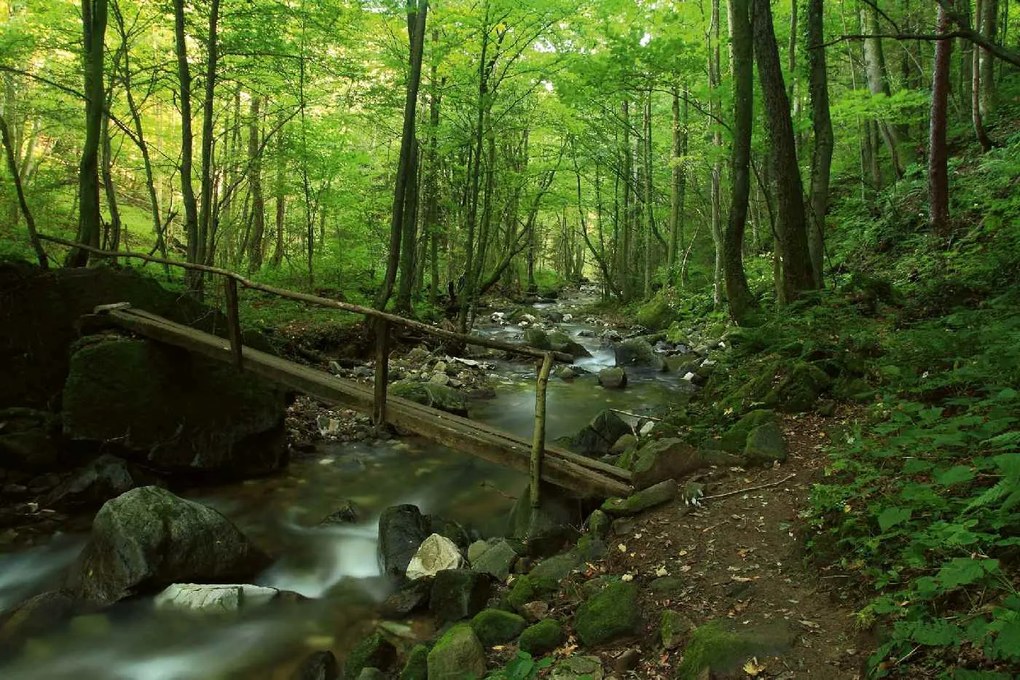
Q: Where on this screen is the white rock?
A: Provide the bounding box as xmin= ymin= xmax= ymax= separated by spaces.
xmin=406 ymin=533 xmax=464 ymax=580
xmin=639 ymin=421 xmax=655 ymax=436
xmin=682 ymin=372 xmax=696 ymax=381
xmin=562 ymin=314 xmax=573 ymax=322
xmin=154 ymin=583 xmax=280 ymax=613
xmin=520 ymin=314 xmax=537 ymax=324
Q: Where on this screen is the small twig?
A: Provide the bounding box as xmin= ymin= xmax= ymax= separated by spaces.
xmin=609 ymin=408 xmax=663 ymax=422
xmin=703 ymin=473 xmax=798 ymax=501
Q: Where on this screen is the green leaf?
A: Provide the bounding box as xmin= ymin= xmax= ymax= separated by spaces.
xmin=936 ymin=558 xmax=1000 ymax=589
xmin=910 ymin=620 xmax=960 ymax=646
xmin=878 ymin=506 xmax=912 ymax=531
xmin=990 ymin=620 xmax=1020 ymax=661
xmin=936 ymin=466 xmax=974 ymax=486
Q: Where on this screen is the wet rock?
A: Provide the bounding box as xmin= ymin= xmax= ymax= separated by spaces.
xmin=574 ymin=580 xmax=640 ymax=646
xmin=551 ymin=655 xmax=604 ymax=680
xmin=548 ymin=331 xmax=592 ymax=358
xmin=524 ymin=328 xmax=550 ymax=350
xmin=406 ymin=534 xmax=464 ymax=581
xmin=621 ymin=438 xmax=705 ymax=489
xmin=601 ymin=479 xmax=678 ymax=517
xmin=598 ymin=367 xmax=628 ymax=389
xmin=388 ymin=381 xmax=468 ymax=416
xmin=0 ymin=590 xmax=79 ymax=653
xmin=530 ymin=550 xmax=583 ymax=582
xmin=506 ymin=573 xmax=559 ymax=612
xmin=767 ymin=361 xmax=832 ymax=413
xmin=398 ymin=644 xmax=428 ymax=680
xmin=467 ymin=540 xmax=491 ymax=564
xmin=428 ymin=515 xmax=470 ymax=549
xmin=63 ymin=486 xmax=268 ymax=606
xmin=429 ymin=569 xmax=491 ymax=622
xmin=556 ymin=366 xmax=578 ymax=381
xmin=380 ymin=579 xmax=432 ymax=617
xmin=676 ymin=620 xmax=798 ymax=680
xmin=610 ymin=433 xmax=637 ymax=455
xmin=0 ymin=407 xmax=62 ymax=471
xmin=519 ymin=618 xmax=564 ymax=656
xmin=719 ymin=410 xmax=777 ymax=452
xmin=507 ymin=483 xmax=582 ymax=556
xmin=744 ymin=422 xmax=788 ymax=465
xmin=427 ymin=623 xmax=486 ymax=680
xmin=346 ymin=632 xmax=397 ymax=679
xmin=561 ymin=410 xmax=632 ymax=457
xmin=614 ymin=338 xmax=656 ymax=367
xmin=471 ymin=539 xmax=518 ymax=581
xmin=586 ymin=509 xmax=611 ymax=538
xmin=46 ymin=454 xmax=157 ymax=510
xmin=471 ymin=608 xmax=527 ymax=646
xmin=378 ymin=504 xmax=430 ymax=579
xmin=661 ymin=610 xmax=695 ymax=649
xmin=62 ymin=338 xmax=287 ymax=478
xmin=319 ymin=500 xmax=360 ymax=525
xmin=153 ymin=583 xmax=283 ymax=613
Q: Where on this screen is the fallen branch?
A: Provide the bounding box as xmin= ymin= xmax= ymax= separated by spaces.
xmin=609 ymin=409 xmax=663 ymax=422
xmin=703 ymin=473 xmax=798 ymax=501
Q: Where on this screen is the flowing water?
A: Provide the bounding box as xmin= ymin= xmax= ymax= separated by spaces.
xmin=0 ymin=296 xmax=692 ymax=679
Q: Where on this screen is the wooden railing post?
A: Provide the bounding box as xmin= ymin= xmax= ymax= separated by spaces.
xmin=373 ymin=318 xmax=390 ymax=434
xmin=530 ymin=352 xmax=554 ymax=508
xmin=223 ymin=276 xmax=243 ymax=368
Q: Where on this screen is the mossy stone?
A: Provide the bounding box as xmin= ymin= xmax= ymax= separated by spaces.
xmin=518 ymin=618 xmax=564 ymax=656
xmin=765 ymin=361 xmax=832 ymax=413
xmin=506 ymin=573 xmax=559 ymax=611
xmin=744 ymin=422 xmax=787 ymax=465
xmin=676 ymin=620 xmax=797 ymax=680
xmin=470 ymin=608 xmax=526 ymax=646
xmin=524 ymin=328 xmax=550 ymax=350
xmin=573 ymin=580 xmax=640 ymax=646
xmin=660 ymin=610 xmax=694 ymax=649
xmin=586 ymin=510 xmax=611 ymax=539
xmin=601 ymin=479 xmax=678 ymax=516
xmin=345 ymin=632 xmax=396 ymax=679
xmin=719 ymin=409 xmax=776 ymax=453
xmin=398 ymin=644 xmax=429 ymax=680
xmin=426 ymin=624 xmax=486 ymax=680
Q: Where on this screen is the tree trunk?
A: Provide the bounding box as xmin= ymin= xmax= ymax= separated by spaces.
xmin=929 ymin=0 xmax=953 ymax=238
xmin=978 ymin=0 xmax=997 ymax=116
xmin=247 ymin=96 xmax=266 ymax=272
xmin=68 ymin=0 xmax=109 ymax=267
xmin=724 ymin=0 xmax=755 ymax=323
xmin=100 ymin=97 xmax=121 ymax=253
xmin=0 ymin=113 xmax=47 ymax=268
xmin=620 ymin=98 xmax=633 ymax=302
xmin=861 ymin=5 xmax=908 ymax=177
xmin=753 ymin=0 xmax=816 ymax=302
xmin=667 ymin=84 xmax=686 ymax=280
xmin=806 ymin=0 xmax=833 ymax=288
xmin=642 ymin=89 xmax=654 ymax=299
xmin=972 ymin=0 xmax=993 ymax=151
xmin=272 ymin=131 xmax=286 ymax=267
xmin=197 ymin=0 xmax=220 ymax=267
xmin=172 ymin=0 xmax=200 ymax=289
xmin=396 ymin=140 xmax=421 ymax=313
xmin=379 ymin=0 xmax=428 ymax=311
xmin=709 ymin=0 xmax=724 ymax=307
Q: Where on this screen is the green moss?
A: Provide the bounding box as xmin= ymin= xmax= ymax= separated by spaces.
xmin=719 ymin=409 xmax=776 ymax=452
xmin=398 ymin=644 xmax=429 ymax=680
xmin=518 ymin=619 xmax=564 ymax=656
xmin=426 ymin=624 xmax=486 ymax=680
xmin=470 ymin=609 xmax=526 ymax=647
xmin=573 ymin=580 xmax=640 ymax=646
xmin=744 ymin=422 xmax=787 ymax=465
xmin=676 ymin=620 xmax=795 ymax=680
xmin=506 ymin=574 xmax=559 ymax=611
xmin=345 ymin=632 xmax=396 ymax=679
xmin=636 ymin=295 xmax=673 ymax=330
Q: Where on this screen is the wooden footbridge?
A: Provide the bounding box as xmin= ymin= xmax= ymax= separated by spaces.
xmin=43 ymin=235 xmax=633 ymax=501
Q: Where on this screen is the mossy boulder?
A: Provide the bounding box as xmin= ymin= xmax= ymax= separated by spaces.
xmin=346 ymin=632 xmax=397 ymax=679
xmin=573 ymin=580 xmax=640 ymax=646
xmin=471 ymin=608 xmax=527 ymax=646
xmin=660 ymin=610 xmax=695 ymax=650
xmin=597 ymin=367 xmax=628 ymax=389
xmin=635 ymin=296 xmax=673 ymax=331
xmin=524 ymin=328 xmax=550 ymax=350
xmin=548 ymin=331 xmax=591 ymax=358
xmin=601 ymin=479 xmax=678 ymax=517
xmin=614 ymin=339 xmax=657 ymax=367
xmin=586 ymin=510 xmax=611 ymax=539
xmin=389 ymin=381 xmax=468 ymax=416
xmin=506 ymin=574 xmax=559 ymax=611
xmin=426 ymin=624 xmax=486 ymax=680
xmin=676 ymin=620 xmax=797 ymax=680
xmin=765 ymin=361 xmax=832 ymax=413
xmin=429 ymin=569 xmax=491 ymax=622
xmin=398 ymin=644 xmax=429 ymax=680
xmin=62 ymin=337 xmax=287 ymax=478
xmin=719 ymin=410 xmax=777 ymax=453
xmin=549 ymin=655 xmax=604 ymax=679
xmin=625 ymin=438 xmax=705 ymax=489
xmin=561 ymin=410 xmax=631 ymax=457
xmin=518 ymin=618 xmax=564 ymax=656
xmin=744 ymin=422 xmax=787 ymax=465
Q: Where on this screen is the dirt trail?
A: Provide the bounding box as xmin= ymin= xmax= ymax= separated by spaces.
xmin=586 ymin=412 xmax=871 ymax=679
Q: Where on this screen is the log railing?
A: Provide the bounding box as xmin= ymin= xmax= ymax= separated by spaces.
xmin=37 ymin=234 xmax=563 ymax=507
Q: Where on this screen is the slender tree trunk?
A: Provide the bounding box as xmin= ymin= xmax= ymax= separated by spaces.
xmin=978 ymin=0 xmax=997 ymax=116
xmin=724 ymin=0 xmax=755 ymax=323
xmin=929 ymin=0 xmax=953 ymax=237
xmin=0 ymin=114 xmax=47 ymax=268
xmin=379 ymin=0 xmax=428 ymax=311
xmin=642 ymin=89 xmax=653 ymax=298
xmin=806 ymin=0 xmax=833 ymax=288
xmin=197 ymin=0 xmax=220 ymax=267
xmin=709 ymin=0 xmax=724 ymax=306
xmin=172 ymin=0 xmax=199 ymax=288
xmin=971 ymin=0 xmax=993 ymax=150
xmin=247 ymin=96 xmax=266 ymax=272
xmin=272 ymin=130 xmax=286 ymax=267
xmin=100 ymin=99 xmax=121 ymax=252
xmin=396 ymin=140 xmax=421 ymax=313
xmin=861 ymin=5 xmax=907 ymax=177
xmin=753 ymin=0 xmax=816 ymax=302
xmin=668 ymin=84 xmax=683 ymax=278
xmin=620 ymin=98 xmax=633 ymax=301
xmin=423 ymin=32 xmax=442 ymax=305
xmin=68 ymin=0 xmax=109 ymax=267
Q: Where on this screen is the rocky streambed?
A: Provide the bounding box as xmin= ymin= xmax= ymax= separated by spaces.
xmin=1 ymin=270 xmax=761 ymax=679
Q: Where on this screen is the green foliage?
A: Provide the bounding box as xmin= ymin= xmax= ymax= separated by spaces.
xmin=484 ymin=652 xmax=553 ymax=680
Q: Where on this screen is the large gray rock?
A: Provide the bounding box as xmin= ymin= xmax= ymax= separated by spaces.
xmin=429 ymin=569 xmax=491 ymax=622
xmin=378 ymin=505 xmax=430 ymax=579
xmin=621 ymin=438 xmax=706 ymax=489
xmin=470 ymin=539 xmax=518 ymax=581
xmin=598 ymin=367 xmax=628 ymax=389
xmin=62 ymin=338 xmax=287 ymax=478
xmin=153 ymin=583 xmax=283 ymax=613
xmin=561 ymin=410 xmax=632 ymax=457
xmin=744 ymin=422 xmax=788 ymax=465
xmin=507 ymin=483 xmax=582 ymax=557
xmin=406 ymin=533 xmax=464 ymax=580
xmin=614 ymin=339 xmax=657 ymax=367
xmin=46 ymin=454 xmax=157 ymax=509
xmin=63 ymin=486 xmax=269 ymax=606
xmin=548 ymin=331 xmax=592 ymax=358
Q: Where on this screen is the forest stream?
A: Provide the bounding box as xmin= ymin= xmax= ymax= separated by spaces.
xmin=0 ymin=293 xmax=692 ymax=680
